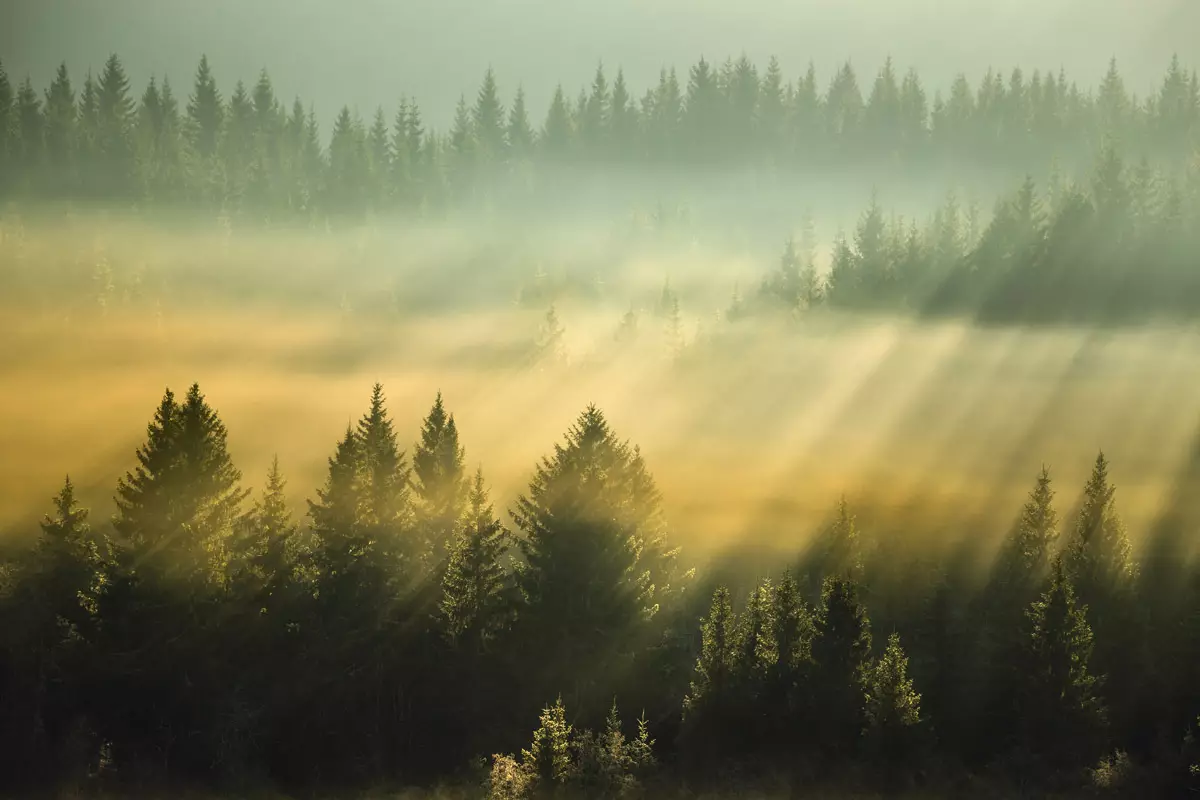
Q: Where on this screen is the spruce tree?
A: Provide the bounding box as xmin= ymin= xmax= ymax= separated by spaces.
xmin=812 ymin=575 xmax=873 ymax=756
xmin=521 ymin=696 xmax=575 ymax=787
xmin=440 ymin=468 xmax=515 ymax=647
xmin=682 ymin=586 xmax=738 ymax=730
xmin=862 ymin=632 xmax=924 ymax=767
xmin=609 ymin=69 xmax=636 ymax=157
xmin=15 ymin=78 xmax=44 ymax=189
xmin=186 ymin=55 xmax=223 ymax=163
xmin=995 ymin=466 xmax=1058 ymax=593
xmin=413 ymin=392 xmax=467 ymax=564
xmin=541 ymin=85 xmax=573 ymax=157
xmin=307 ymin=423 xmax=365 ymax=585
xmin=46 ymin=65 xmax=81 ymax=178
xmin=354 ymin=383 xmax=414 ymax=568
xmin=231 ymin=456 xmax=302 ymax=616
xmin=31 ymin=477 xmax=107 ymax=641
xmin=473 ymin=68 xmax=506 ymax=165
xmin=1018 ymin=556 xmax=1106 ymax=767
xmin=95 ymin=53 xmax=135 ymax=197
xmin=506 ymin=85 xmax=535 ymax=161
xmin=513 ymin=406 xmax=680 ymax=704
xmin=0 ymin=59 xmax=12 ymax=196
xmin=1065 ymin=451 xmax=1134 ymax=603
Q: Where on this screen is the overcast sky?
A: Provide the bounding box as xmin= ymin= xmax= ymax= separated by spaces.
xmin=3 ymin=0 xmax=1197 ymax=129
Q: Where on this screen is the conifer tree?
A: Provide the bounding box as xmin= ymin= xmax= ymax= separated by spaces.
xmin=735 ymin=578 xmax=777 ymax=689
xmin=94 ymin=53 xmax=135 ymax=197
xmin=862 ymin=632 xmax=924 ymax=766
xmin=521 ymin=696 xmax=575 ymax=787
xmin=231 ymin=457 xmax=302 ymax=615
xmin=473 ymin=68 xmax=506 ymax=165
xmin=1018 ymin=555 xmax=1106 ymax=767
xmin=15 ymin=78 xmax=44 ymax=189
xmin=513 ymin=406 xmax=680 ymax=701
xmin=307 ymin=423 xmax=365 ymax=582
xmin=111 ymin=386 xmax=245 ymax=587
xmin=581 ymin=63 xmax=610 ymax=156
xmin=440 ymin=468 xmax=516 ymax=647
xmin=1065 ymin=451 xmax=1134 ymax=603
xmin=812 ymin=575 xmax=873 ymax=756
xmin=609 ymin=69 xmax=636 ymax=157
xmin=683 ymin=586 xmax=738 ymax=725
xmin=448 ymin=94 xmax=476 ymax=197
xmin=413 ymin=391 xmax=467 ymax=564
xmin=506 ymin=85 xmax=535 ymax=161
xmin=354 ymin=383 xmax=414 ymax=566
xmin=995 ymin=466 xmax=1058 ymax=592
xmin=0 ymin=59 xmax=12 ymax=195
xmin=186 ymin=55 xmax=223 ymax=163
xmin=541 ymin=85 xmax=573 ymax=157
xmin=327 ymin=105 xmax=367 ymax=213
xmin=30 ymin=477 xmax=107 ymax=641
xmin=366 ymin=106 xmax=391 ymax=207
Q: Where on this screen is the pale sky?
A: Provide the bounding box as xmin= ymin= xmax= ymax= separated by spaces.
xmin=2 ymin=0 xmax=1197 ymax=128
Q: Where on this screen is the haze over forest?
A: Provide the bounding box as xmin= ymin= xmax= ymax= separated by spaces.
xmin=3 ymin=3 xmax=1200 ymax=799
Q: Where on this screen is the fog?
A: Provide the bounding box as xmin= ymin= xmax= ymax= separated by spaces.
xmin=5 ymin=210 xmax=1200 ymax=574
xmin=4 ymin=0 xmax=1197 ymax=126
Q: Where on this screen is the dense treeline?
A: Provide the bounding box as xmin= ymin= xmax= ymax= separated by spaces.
xmin=1 ymin=52 xmax=1198 ymax=218
xmin=736 ymin=147 xmax=1200 ymax=324
xmin=4 ymin=383 xmax=1200 ymax=796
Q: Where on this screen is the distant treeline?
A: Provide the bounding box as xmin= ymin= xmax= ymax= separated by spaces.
xmin=1 ymin=52 xmax=1198 ymax=217
xmin=722 ymin=147 xmax=1200 ymax=324
xmin=3 ymin=383 xmax=1200 ymax=796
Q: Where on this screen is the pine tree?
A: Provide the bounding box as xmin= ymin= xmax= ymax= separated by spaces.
xmin=186 ymin=55 xmax=223 ymax=162
xmin=41 ymin=63 xmax=76 ymax=195
xmin=995 ymin=466 xmax=1058 ymax=592
xmin=812 ymin=575 xmax=873 ymax=756
xmin=1018 ymin=555 xmax=1106 ymax=767
xmin=862 ymin=632 xmax=924 ymax=766
xmin=31 ymin=477 xmax=107 ymax=640
xmin=231 ymin=457 xmax=302 ymax=615
xmin=413 ymin=391 xmax=467 ymax=564
xmin=440 ymin=468 xmax=516 ymax=647
xmin=1065 ymin=451 xmax=1134 ymax=602
xmin=448 ymin=94 xmax=476 ymax=197
xmin=513 ymin=406 xmax=680 ymax=700
xmin=366 ymin=106 xmax=391 ymax=207
xmin=307 ymin=423 xmax=365 ymax=582
xmin=521 ymin=696 xmax=575 ymax=787
xmin=15 ymin=78 xmax=44 ymax=188
xmin=327 ymin=105 xmax=367 ymax=213
xmin=473 ymin=68 xmax=506 ymax=165
xmin=506 ymin=85 xmax=535 ymax=161
xmin=541 ymin=85 xmax=573 ymax=157
xmin=0 ymin=59 xmax=12 ymax=195
xmin=354 ymin=383 xmax=414 ymax=566
xmin=95 ymin=53 xmax=135 ymax=196
xmin=609 ymin=69 xmax=636 ymax=157
xmin=582 ymin=63 xmax=610 ymax=156
xmin=735 ymin=578 xmax=777 ymax=689
xmin=683 ymin=586 xmax=738 ymax=721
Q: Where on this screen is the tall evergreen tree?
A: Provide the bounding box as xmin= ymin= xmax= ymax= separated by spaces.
xmin=439 ymin=468 xmax=516 ymax=647
xmin=94 ymin=54 xmax=135 ymax=196
xmin=811 ymin=575 xmax=873 ymax=756
xmin=413 ymin=391 xmax=467 ymax=564
xmin=473 ymin=68 xmax=506 ymax=165
xmin=1018 ymin=555 xmax=1106 ymax=767
xmin=862 ymin=632 xmax=924 ymax=768
xmin=506 ymin=85 xmax=535 ymax=161
xmin=42 ymin=63 xmax=77 ymax=194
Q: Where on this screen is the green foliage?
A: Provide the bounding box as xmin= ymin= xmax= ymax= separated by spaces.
xmin=413 ymin=391 xmax=468 ymax=565
xmin=1018 ymin=555 xmax=1107 ymax=768
xmin=862 ymin=632 xmax=924 ymax=766
xmin=440 ymin=468 xmax=517 ymax=647
xmin=812 ymin=575 xmax=873 ymax=757
xmin=521 ymin=696 xmax=575 ymax=787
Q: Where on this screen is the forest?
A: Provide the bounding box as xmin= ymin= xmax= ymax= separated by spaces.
xmin=1 ymin=41 xmax=1200 ymax=800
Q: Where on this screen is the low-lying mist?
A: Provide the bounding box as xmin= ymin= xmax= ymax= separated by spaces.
xmin=5 ymin=208 xmax=1200 ymax=578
